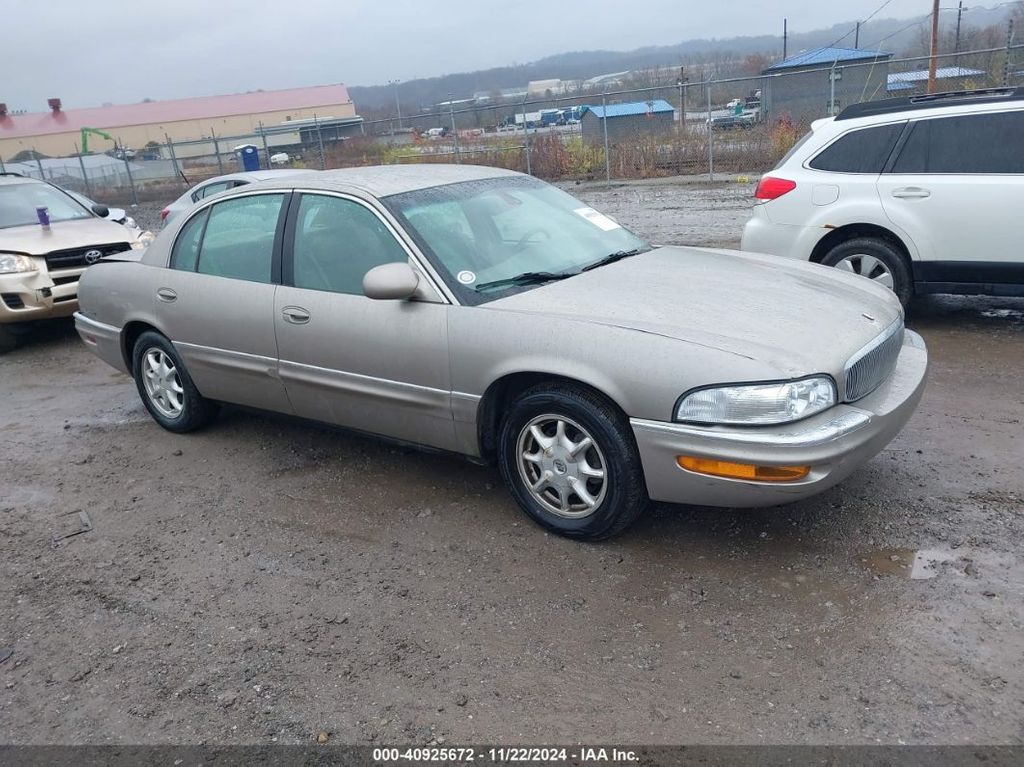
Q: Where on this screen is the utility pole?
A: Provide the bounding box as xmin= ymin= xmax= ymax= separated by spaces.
xmin=783 ymin=18 xmax=788 ymax=60
xmin=954 ymin=1 xmax=965 ymax=71
xmin=389 ymin=80 xmax=403 ymax=130
xmin=855 ymin=21 xmax=860 ymax=49
xmin=1004 ymin=18 xmax=1015 ymax=87
xmin=927 ymin=0 xmax=941 ymax=93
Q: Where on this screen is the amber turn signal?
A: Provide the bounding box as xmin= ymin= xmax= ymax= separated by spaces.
xmin=676 ymin=456 xmax=810 ymax=482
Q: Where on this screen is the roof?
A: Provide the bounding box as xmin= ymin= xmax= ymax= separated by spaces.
xmin=887 ymin=66 xmax=986 ymax=86
xmin=243 ymin=164 xmax=522 ymax=198
xmin=764 ymin=47 xmax=891 ymax=72
xmin=584 ymin=100 xmax=675 ymax=119
xmin=0 ymin=84 xmax=352 ymax=141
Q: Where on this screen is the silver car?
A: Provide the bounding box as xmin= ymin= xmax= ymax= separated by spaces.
xmin=74 ymin=165 xmax=927 ymax=540
xmin=160 ymin=169 xmax=315 ymax=225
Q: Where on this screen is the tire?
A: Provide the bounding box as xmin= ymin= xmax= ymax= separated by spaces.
xmin=0 ymin=323 xmax=19 ymax=354
xmin=498 ymin=383 xmax=649 ymax=541
xmin=821 ymin=236 xmax=913 ymax=307
xmin=131 ymin=330 xmax=217 ymax=432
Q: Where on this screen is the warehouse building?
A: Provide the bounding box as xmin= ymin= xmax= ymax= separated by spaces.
xmin=762 ymin=47 xmax=892 ymax=120
xmin=0 ymin=84 xmax=362 ymax=160
xmin=581 ymin=99 xmax=676 ymax=142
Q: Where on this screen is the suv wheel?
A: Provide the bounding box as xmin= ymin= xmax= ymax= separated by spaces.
xmin=132 ymin=331 xmax=217 ymax=432
xmin=498 ymin=383 xmax=649 ymax=540
xmin=822 ymin=237 xmax=912 ymax=306
xmin=0 ymin=323 xmax=19 ymax=354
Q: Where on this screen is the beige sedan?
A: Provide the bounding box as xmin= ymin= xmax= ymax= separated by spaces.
xmin=74 ymin=165 xmax=927 ymax=539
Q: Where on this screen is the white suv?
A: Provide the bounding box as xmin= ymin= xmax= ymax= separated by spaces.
xmin=741 ymin=88 xmax=1024 ymax=306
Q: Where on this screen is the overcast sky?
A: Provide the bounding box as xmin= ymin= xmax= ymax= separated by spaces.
xmin=3 ymin=0 xmax=936 ymax=109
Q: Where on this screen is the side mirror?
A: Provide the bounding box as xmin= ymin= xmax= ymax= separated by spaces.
xmin=91 ymin=203 xmax=109 ymax=218
xmin=363 ymin=262 xmax=420 ymax=301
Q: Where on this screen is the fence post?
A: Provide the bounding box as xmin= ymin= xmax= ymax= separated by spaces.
xmin=165 ymin=134 xmax=184 ymax=186
xmin=35 ymin=150 xmax=45 ymax=181
xmin=74 ymin=143 xmax=92 ymax=196
xmin=449 ymin=99 xmax=460 ymax=163
xmin=258 ymin=121 xmax=272 ymax=169
xmin=120 ymin=137 xmax=138 ymax=206
xmin=211 ymin=127 xmax=224 ymax=175
xmin=0 ymin=154 xmax=5 ymax=174
xmin=314 ymin=113 xmax=326 ymax=170
xmin=706 ymin=81 xmax=714 ymax=182
xmin=521 ymin=95 xmax=532 ymax=175
xmin=1004 ymin=19 xmax=1015 ymax=86
xmin=601 ymin=91 xmax=611 ymax=185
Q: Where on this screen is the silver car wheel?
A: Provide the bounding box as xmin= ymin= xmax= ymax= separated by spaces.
xmin=516 ymin=414 xmax=608 ymax=519
xmin=142 ymin=348 xmax=185 ymax=419
xmin=834 ymin=253 xmax=895 ymax=290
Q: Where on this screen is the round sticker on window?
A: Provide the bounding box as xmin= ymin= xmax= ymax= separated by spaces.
xmin=457 ymin=270 xmax=476 ymax=285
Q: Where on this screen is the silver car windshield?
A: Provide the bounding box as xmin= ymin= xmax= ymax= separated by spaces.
xmin=384 ymin=176 xmax=648 ymax=304
xmin=0 ymin=183 xmax=92 ymax=229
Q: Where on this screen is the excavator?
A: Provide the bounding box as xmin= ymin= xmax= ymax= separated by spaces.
xmin=80 ymin=126 xmax=115 ymax=155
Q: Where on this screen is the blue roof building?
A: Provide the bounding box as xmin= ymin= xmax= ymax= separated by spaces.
xmin=764 ymin=47 xmax=891 ymax=72
xmin=581 ymin=99 xmax=676 ymax=142
xmin=761 ymin=47 xmax=893 ymax=121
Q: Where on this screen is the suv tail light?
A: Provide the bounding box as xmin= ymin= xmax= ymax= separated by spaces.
xmin=159 ymin=208 xmax=169 ymax=221
xmin=754 ymin=176 xmax=797 ymax=201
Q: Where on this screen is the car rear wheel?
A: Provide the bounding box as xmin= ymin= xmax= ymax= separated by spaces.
xmin=132 ymin=330 xmax=217 ymax=432
xmin=498 ymin=383 xmax=649 ymax=540
xmin=822 ymin=237 xmax=912 ymax=306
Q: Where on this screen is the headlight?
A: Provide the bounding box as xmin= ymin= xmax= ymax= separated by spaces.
xmin=131 ymin=231 xmax=156 ymax=250
xmin=675 ymin=376 xmax=837 ymax=425
xmin=0 ymin=254 xmax=39 ymax=275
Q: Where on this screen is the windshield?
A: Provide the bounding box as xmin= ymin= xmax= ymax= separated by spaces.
xmin=0 ymin=182 xmax=92 ymax=229
xmin=384 ymin=176 xmax=649 ymax=304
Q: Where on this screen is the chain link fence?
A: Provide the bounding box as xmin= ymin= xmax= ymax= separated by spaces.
xmin=2 ymin=43 xmax=1020 ymax=206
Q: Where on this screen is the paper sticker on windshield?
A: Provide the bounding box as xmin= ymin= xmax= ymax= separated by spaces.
xmin=573 ymin=207 xmax=621 ymax=231
xmin=457 ymin=270 xmax=476 ymax=285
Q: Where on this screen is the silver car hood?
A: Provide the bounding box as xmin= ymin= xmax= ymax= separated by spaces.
xmin=0 ymin=217 xmax=134 ymax=256
xmin=487 ymin=246 xmax=903 ymax=378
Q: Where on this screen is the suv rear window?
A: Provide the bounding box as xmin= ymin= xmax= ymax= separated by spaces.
xmin=809 ymin=123 xmax=904 ymax=173
xmin=891 ymin=111 xmax=1024 ymax=174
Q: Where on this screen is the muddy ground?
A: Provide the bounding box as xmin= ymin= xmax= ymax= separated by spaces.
xmin=1 ymin=179 xmax=1022 ymax=746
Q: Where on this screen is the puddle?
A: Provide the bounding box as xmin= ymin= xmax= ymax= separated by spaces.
xmin=979 ymin=308 xmax=1024 ymax=320
xmin=861 ymin=548 xmax=960 ymax=580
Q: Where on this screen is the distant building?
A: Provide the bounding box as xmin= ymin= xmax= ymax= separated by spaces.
xmin=887 ymin=66 xmax=987 ymax=93
xmin=527 ymin=79 xmax=566 ymax=97
xmin=581 ymin=99 xmax=675 ymax=142
xmin=762 ymin=47 xmax=892 ymax=120
xmin=0 ymin=84 xmax=362 ymax=160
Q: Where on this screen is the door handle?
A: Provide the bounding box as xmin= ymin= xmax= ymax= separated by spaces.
xmin=891 ymin=187 xmax=931 ymax=199
xmin=156 ymin=287 xmax=177 ymax=302
xmin=281 ymin=306 xmax=311 ymax=325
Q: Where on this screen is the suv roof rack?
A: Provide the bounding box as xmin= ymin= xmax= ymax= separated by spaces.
xmin=835 ymin=87 xmax=1024 ymax=121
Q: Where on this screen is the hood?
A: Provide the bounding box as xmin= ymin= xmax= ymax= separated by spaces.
xmin=488 ymin=246 xmax=902 ymax=378
xmin=0 ymin=217 xmax=136 ymax=256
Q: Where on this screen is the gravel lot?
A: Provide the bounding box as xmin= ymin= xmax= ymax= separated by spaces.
xmin=2 ymin=179 xmax=1022 ymax=746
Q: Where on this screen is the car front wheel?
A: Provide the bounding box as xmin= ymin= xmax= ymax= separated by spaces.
xmin=822 ymin=237 xmax=912 ymax=306
xmin=132 ymin=330 xmax=217 ymax=432
xmin=498 ymin=383 xmax=649 ymax=540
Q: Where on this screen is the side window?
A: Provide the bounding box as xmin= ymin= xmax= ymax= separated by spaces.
xmin=892 ymin=112 xmax=1024 ymax=174
xmin=169 ymin=209 xmax=208 ymax=271
xmin=191 ymin=181 xmax=230 ymax=203
xmin=196 ymin=194 xmax=285 ymax=283
xmin=809 ymin=123 xmax=904 ymax=173
xmin=292 ymin=194 xmax=408 ymax=295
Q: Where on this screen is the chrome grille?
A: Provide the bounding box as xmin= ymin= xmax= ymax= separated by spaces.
xmin=844 ymin=319 xmax=904 ymax=401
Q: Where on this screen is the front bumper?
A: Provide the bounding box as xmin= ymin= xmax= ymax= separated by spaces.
xmin=0 ymin=264 xmax=83 ymax=324
xmin=631 ymin=330 xmax=928 ymax=507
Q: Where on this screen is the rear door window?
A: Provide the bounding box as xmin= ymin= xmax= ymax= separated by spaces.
xmin=891 ymin=111 xmax=1024 ymax=174
xmin=170 ymin=208 xmax=208 ymax=271
xmin=809 ymin=123 xmax=904 ymax=173
xmin=196 ymin=194 xmax=285 ymax=283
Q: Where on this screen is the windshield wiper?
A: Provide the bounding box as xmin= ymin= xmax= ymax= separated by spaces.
xmin=580 ymin=248 xmax=645 ymax=272
xmin=473 ymin=271 xmax=575 ymax=292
